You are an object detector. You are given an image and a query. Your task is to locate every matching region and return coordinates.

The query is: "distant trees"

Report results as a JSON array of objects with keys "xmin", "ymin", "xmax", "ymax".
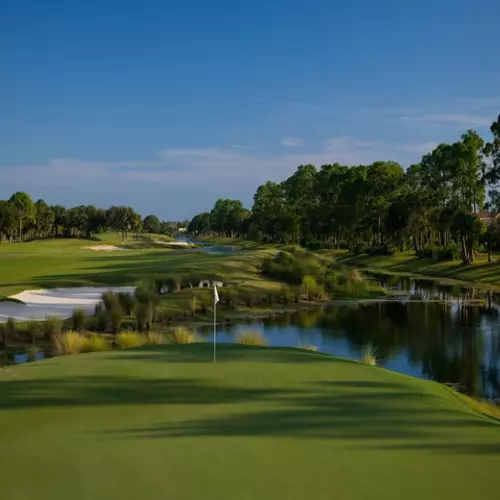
[
  {"xmin": 0, "ymin": 200, "xmax": 18, "ymax": 243},
  {"xmin": 143, "ymin": 215, "xmax": 161, "ymax": 234},
  {"xmin": 189, "ymin": 113, "xmax": 500, "ymax": 264},
  {"xmin": 0, "ymin": 193, "xmax": 173, "ymax": 244},
  {"xmin": 9, "ymin": 192, "xmax": 35, "ymax": 242},
  {"xmin": 187, "ymin": 200, "xmax": 250, "ymax": 238}
]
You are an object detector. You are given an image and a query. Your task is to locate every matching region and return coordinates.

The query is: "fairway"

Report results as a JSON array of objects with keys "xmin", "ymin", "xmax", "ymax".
[
  {"xmin": 1, "ymin": 344, "xmax": 499, "ymax": 500},
  {"xmin": 0, "ymin": 236, "xmax": 275, "ymax": 296}
]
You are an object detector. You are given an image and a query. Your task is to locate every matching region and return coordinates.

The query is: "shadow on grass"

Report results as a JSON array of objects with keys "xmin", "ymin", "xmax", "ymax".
[
  {"xmin": 1, "ymin": 347, "xmax": 499, "ymax": 455},
  {"xmin": 97, "ymin": 380, "xmax": 499, "ymax": 455},
  {"xmin": 9, "ymin": 250, "xmax": 267, "ymax": 290},
  {"xmin": 0, "ymin": 374, "xmax": 291, "ymax": 409},
  {"xmin": 106, "ymin": 344, "xmax": 350, "ymax": 364}
]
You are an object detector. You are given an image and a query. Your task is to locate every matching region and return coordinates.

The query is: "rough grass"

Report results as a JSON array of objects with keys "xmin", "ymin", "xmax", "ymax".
[
  {"xmin": 82, "ymin": 334, "xmax": 111, "ymax": 353},
  {"xmin": 0, "ymin": 344, "xmax": 499, "ymax": 500},
  {"xmin": 53, "ymin": 331, "xmax": 89, "ymax": 355},
  {"xmin": 116, "ymin": 332, "xmax": 143, "ymax": 349},
  {"xmin": 143, "ymin": 331, "xmax": 165, "ymax": 345},
  {"xmin": 237, "ymin": 331, "xmax": 268, "ymax": 346},
  {"xmin": 361, "ymin": 343, "xmax": 378, "ymax": 366},
  {"xmin": 166, "ymin": 327, "xmax": 197, "ymax": 344}
]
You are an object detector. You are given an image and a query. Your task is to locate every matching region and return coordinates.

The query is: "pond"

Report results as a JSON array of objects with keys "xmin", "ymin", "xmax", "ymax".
[
  {"xmin": 199, "ymin": 277, "xmax": 500, "ymax": 400},
  {"xmin": 175, "ymin": 236, "xmax": 239, "ymax": 254}
]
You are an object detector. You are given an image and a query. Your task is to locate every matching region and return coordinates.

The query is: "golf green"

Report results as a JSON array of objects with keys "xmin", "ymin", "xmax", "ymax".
[{"xmin": 1, "ymin": 344, "xmax": 499, "ymax": 500}]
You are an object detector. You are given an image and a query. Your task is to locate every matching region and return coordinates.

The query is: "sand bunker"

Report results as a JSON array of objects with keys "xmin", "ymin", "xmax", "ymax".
[
  {"xmin": 84, "ymin": 245, "xmax": 125, "ymax": 251},
  {"xmin": 153, "ymin": 240, "xmax": 191, "ymax": 247},
  {"xmin": 0, "ymin": 286, "xmax": 135, "ymax": 322}
]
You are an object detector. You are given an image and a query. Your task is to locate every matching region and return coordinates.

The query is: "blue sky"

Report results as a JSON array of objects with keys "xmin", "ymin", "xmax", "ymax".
[{"xmin": 1, "ymin": 0, "xmax": 499, "ymax": 220}]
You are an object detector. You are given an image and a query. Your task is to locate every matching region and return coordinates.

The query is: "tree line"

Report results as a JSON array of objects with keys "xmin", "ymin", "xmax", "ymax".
[
  {"xmin": 189, "ymin": 114, "xmax": 500, "ymax": 264},
  {"xmin": 0, "ymin": 192, "xmax": 182, "ymax": 243}
]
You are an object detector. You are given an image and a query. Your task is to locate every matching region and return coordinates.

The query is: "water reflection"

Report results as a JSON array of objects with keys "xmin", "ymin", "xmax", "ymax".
[
  {"xmin": 199, "ymin": 282, "xmax": 500, "ymax": 399},
  {"xmin": 175, "ymin": 236, "xmax": 239, "ymax": 254}
]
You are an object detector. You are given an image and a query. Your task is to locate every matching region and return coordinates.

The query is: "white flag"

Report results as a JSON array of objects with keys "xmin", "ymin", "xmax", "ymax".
[{"xmin": 214, "ymin": 285, "xmax": 219, "ymax": 304}]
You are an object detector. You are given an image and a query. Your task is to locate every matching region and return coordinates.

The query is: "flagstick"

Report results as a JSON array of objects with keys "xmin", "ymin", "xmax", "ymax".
[{"xmin": 213, "ymin": 299, "xmax": 217, "ymax": 363}]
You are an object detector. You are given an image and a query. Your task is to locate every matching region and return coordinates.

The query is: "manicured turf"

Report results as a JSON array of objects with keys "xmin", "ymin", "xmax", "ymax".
[
  {"xmin": 328, "ymin": 249, "xmax": 500, "ymax": 288},
  {"xmin": 0, "ymin": 344, "xmax": 499, "ymax": 500},
  {"xmin": 0, "ymin": 234, "xmax": 277, "ymax": 296}
]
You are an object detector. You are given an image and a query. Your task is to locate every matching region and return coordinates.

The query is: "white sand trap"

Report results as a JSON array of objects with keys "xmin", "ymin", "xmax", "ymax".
[
  {"xmin": 84, "ymin": 245, "xmax": 126, "ymax": 251},
  {"xmin": 153, "ymin": 240, "xmax": 190, "ymax": 247},
  {"xmin": 0, "ymin": 286, "xmax": 135, "ymax": 322}
]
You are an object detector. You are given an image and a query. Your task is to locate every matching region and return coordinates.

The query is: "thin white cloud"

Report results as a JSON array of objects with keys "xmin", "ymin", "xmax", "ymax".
[
  {"xmin": 402, "ymin": 113, "xmax": 492, "ymax": 126},
  {"xmin": 1, "ymin": 137, "xmax": 437, "ymax": 191},
  {"xmin": 280, "ymin": 137, "xmax": 305, "ymax": 147},
  {"xmin": 351, "ymin": 97, "xmax": 498, "ymax": 130}
]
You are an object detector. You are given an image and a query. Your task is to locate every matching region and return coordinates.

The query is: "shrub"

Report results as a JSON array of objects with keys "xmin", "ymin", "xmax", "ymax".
[
  {"xmin": 346, "ymin": 268, "xmax": 364, "ymax": 283},
  {"xmin": 189, "ymin": 295, "xmax": 198, "ymax": 316},
  {"xmin": 94, "ymin": 302, "xmax": 104, "ymax": 316},
  {"xmin": 262, "ymin": 251, "xmax": 323, "ymax": 285},
  {"xmin": 118, "ymin": 292, "xmax": 136, "ymax": 316},
  {"xmin": 323, "ymin": 271, "xmax": 338, "ymax": 292},
  {"xmin": 109, "ymin": 306, "xmax": 124, "ymax": 333},
  {"xmin": 199, "ymin": 291, "xmax": 212, "ymax": 314},
  {"xmin": 82, "ymin": 334, "xmax": 110, "ymax": 352},
  {"xmin": 304, "ymin": 345, "xmax": 318, "ymax": 352},
  {"xmin": 351, "ymin": 243, "xmax": 368, "ymax": 255},
  {"xmin": 292, "ymin": 285, "xmax": 302, "ymax": 303},
  {"xmin": 53, "ymin": 331, "xmax": 88, "ymax": 355},
  {"xmin": 26, "ymin": 320, "xmax": 41, "ymax": 343},
  {"xmin": 237, "ymin": 331, "xmax": 268, "ymax": 346},
  {"xmin": 44, "ymin": 316, "xmax": 62, "ymax": 340},
  {"xmin": 134, "ymin": 281, "xmax": 157, "ymax": 304},
  {"xmin": 0, "ymin": 324, "xmax": 7, "ymax": 348},
  {"xmin": 116, "ymin": 332, "xmax": 143, "ymax": 349},
  {"xmin": 71, "ymin": 308, "xmax": 85, "ymax": 331},
  {"xmin": 301, "ymin": 275, "xmax": 321, "ymax": 300},
  {"xmin": 143, "ymin": 331, "xmax": 165, "ymax": 346},
  {"xmin": 26, "ymin": 343, "xmax": 40, "ymax": 361},
  {"xmin": 280, "ymin": 285, "xmax": 294, "ymax": 304},
  {"xmin": 416, "ymin": 243, "xmax": 460, "ymax": 261},
  {"xmin": 6, "ymin": 317, "xmax": 16, "ymax": 339},
  {"xmin": 166, "ymin": 327, "xmax": 197, "ymax": 344},
  {"xmin": 239, "ymin": 289, "xmax": 260, "ymax": 307},
  {"xmin": 173, "ymin": 275, "xmax": 182, "ymax": 292},
  {"xmin": 136, "ymin": 303, "xmax": 153, "ymax": 332},
  {"xmin": 95, "ymin": 310, "xmax": 109, "ymax": 331},
  {"xmin": 102, "ymin": 291, "xmax": 120, "ymax": 313},
  {"xmin": 361, "ymin": 344, "xmax": 377, "ymax": 366}
]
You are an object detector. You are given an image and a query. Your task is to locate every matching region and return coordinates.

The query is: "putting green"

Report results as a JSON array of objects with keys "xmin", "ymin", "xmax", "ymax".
[{"xmin": 1, "ymin": 344, "xmax": 499, "ymax": 500}]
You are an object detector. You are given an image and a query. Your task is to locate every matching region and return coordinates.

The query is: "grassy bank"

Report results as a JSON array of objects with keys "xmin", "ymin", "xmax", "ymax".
[
  {"xmin": 0, "ymin": 343, "xmax": 499, "ymax": 500},
  {"xmin": 324, "ymin": 249, "xmax": 500, "ymax": 288}
]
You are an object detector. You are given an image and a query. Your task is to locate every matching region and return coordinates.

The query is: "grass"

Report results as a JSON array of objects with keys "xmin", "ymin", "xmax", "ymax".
[
  {"xmin": 143, "ymin": 331, "xmax": 165, "ymax": 345},
  {"xmin": 0, "ymin": 232, "xmax": 277, "ymax": 298},
  {"xmin": 327, "ymin": 249, "xmax": 500, "ymax": 288},
  {"xmin": 82, "ymin": 334, "xmax": 111, "ymax": 352},
  {"xmin": 237, "ymin": 331, "xmax": 268, "ymax": 346},
  {"xmin": 53, "ymin": 331, "xmax": 89, "ymax": 355},
  {"xmin": 116, "ymin": 332, "xmax": 143, "ymax": 349},
  {"xmin": 0, "ymin": 343, "xmax": 499, "ymax": 500},
  {"xmin": 361, "ymin": 343, "xmax": 378, "ymax": 366},
  {"xmin": 166, "ymin": 327, "xmax": 197, "ymax": 344}
]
